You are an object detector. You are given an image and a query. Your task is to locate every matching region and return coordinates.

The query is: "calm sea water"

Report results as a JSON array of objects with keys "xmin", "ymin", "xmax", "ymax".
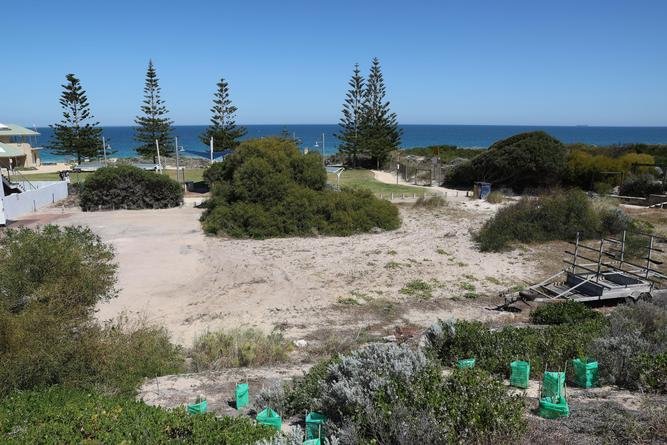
[{"xmin": 33, "ymin": 124, "xmax": 667, "ymax": 162}]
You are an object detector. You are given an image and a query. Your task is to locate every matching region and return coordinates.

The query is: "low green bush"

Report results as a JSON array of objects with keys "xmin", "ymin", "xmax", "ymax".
[
  {"xmin": 189, "ymin": 328, "xmax": 292, "ymax": 371},
  {"xmin": 0, "ymin": 226, "xmax": 183, "ymax": 397},
  {"xmin": 413, "ymin": 195, "xmax": 446, "ymax": 208},
  {"xmin": 201, "ymin": 138, "xmax": 400, "ymax": 238},
  {"xmin": 0, "ymin": 225, "xmax": 117, "ymax": 316},
  {"xmin": 619, "ymin": 173, "xmax": 664, "ymax": 197},
  {"xmin": 0, "ymin": 311, "xmax": 184, "ymax": 397},
  {"xmin": 590, "ymin": 301, "xmax": 667, "ymax": 392},
  {"xmin": 316, "ymin": 343, "xmax": 525, "ymax": 444},
  {"xmin": 425, "ymin": 319, "xmax": 608, "ymax": 379},
  {"xmin": 255, "ymin": 358, "xmax": 338, "ymax": 417},
  {"xmin": 79, "ymin": 165, "xmax": 183, "ymax": 210},
  {"xmin": 475, "ymin": 189, "xmax": 630, "ymax": 251},
  {"xmin": 530, "ymin": 301, "xmax": 605, "ymax": 325},
  {"xmin": 0, "ymin": 387, "xmax": 275, "ymax": 444},
  {"xmin": 485, "ymin": 190, "xmax": 504, "ymax": 203}
]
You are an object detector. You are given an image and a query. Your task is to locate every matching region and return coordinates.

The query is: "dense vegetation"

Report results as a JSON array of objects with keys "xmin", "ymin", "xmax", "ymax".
[
  {"xmin": 427, "ymin": 298, "xmax": 667, "ymax": 393},
  {"xmin": 0, "ymin": 226, "xmax": 183, "ymax": 397},
  {"xmin": 590, "ymin": 300, "xmax": 667, "ymax": 392},
  {"xmin": 202, "ymin": 137, "xmax": 400, "ymax": 238},
  {"xmin": 447, "ymin": 131, "xmax": 568, "ymax": 191},
  {"xmin": 257, "ymin": 343, "xmax": 525, "ymax": 444},
  {"xmin": 530, "ymin": 300, "xmax": 605, "ymax": 325},
  {"xmin": 0, "ymin": 226, "xmax": 280, "ymax": 444},
  {"xmin": 475, "ymin": 190, "xmax": 634, "ymax": 251},
  {"xmin": 444, "ymin": 131, "xmax": 663, "ymax": 195},
  {"xmin": 79, "ymin": 165, "xmax": 183, "ymax": 210},
  {"xmin": 0, "ymin": 388, "xmax": 275, "ymax": 444}
]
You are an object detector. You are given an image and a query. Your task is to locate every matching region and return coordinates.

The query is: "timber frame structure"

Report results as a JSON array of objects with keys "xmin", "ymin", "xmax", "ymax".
[{"xmin": 495, "ymin": 231, "xmax": 667, "ymax": 310}]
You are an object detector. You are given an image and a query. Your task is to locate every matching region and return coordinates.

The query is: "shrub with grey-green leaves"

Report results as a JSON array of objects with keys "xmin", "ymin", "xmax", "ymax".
[
  {"xmin": 317, "ymin": 343, "xmax": 526, "ymax": 445},
  {"xmin": 254, "ymin": 426, "xmax": 339, "ymax": 445},
  {"xmin": 590, "ymin": 301, "xmax": 667, "ymax": 392}
]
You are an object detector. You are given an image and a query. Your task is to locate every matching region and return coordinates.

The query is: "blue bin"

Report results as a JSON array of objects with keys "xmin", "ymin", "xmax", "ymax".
[{"xmin": 474, "ymin": 182, "xmax": 492, "ymax": 199}]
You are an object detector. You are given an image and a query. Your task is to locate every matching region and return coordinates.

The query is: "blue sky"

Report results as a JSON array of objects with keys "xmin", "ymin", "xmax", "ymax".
[{"xmin": 3, "ymin": 0, "xmax": 666, "ymax": 126}]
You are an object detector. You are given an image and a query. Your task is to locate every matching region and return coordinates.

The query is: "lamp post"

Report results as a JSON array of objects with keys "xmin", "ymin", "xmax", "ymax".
[{"xmin": 315, "ymin": 134, "xmax": 325, "ymax": 165}]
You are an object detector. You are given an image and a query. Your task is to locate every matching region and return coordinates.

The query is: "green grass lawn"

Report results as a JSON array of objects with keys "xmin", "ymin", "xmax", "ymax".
[
  {"xmin": 19, "ymin": 168, "xmax": 205, "ymax": 183},
  {"xmin": 328, "ymin": 169, "xmax": 430, "ymax": 195}
]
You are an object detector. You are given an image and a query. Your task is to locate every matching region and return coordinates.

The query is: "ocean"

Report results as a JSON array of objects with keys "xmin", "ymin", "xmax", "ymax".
[{"xmin": 33, "ymin": 124, "xmax": 667, "ymax": 162}]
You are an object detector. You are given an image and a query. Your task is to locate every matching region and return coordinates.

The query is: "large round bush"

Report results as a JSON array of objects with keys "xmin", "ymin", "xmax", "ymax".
[
  {"xmin": 447, "ymin": 131, "xmax": 567, "ymax": 191},
  {"xmin": 79, "ymin": 165, "xmax": 183, "ymax": 210},
  {"xmin": 201, "ymin": 137, "xmax": 400, "ymax": 238}
]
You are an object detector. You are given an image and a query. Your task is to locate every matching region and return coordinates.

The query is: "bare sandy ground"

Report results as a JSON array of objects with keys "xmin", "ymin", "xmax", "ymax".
[{"xmin": 43, "ymin": 194, "xmax": 537, "ymax": 346}]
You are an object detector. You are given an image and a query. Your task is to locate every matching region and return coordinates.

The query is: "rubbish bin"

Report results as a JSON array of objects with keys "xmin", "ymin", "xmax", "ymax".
[{"xmin": 474, "ymin": 182, "xmax": 492, "ymax": 199}]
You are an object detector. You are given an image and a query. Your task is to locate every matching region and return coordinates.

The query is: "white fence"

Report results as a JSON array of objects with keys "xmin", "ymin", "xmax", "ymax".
[{"xmin": 1, "ymin": 181, "xmax": 68, "ymax": 223}]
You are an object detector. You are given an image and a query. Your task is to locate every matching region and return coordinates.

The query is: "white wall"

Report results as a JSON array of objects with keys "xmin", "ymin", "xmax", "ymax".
[{"xmin": 1, "ymin": 181, "xmax": 68, "ymax": 223}]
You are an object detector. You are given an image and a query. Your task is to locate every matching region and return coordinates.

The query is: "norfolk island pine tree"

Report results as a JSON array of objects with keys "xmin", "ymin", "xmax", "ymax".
[{"xmin": 134, "ymin": 60, "xmax": 174, "ymax": 163}]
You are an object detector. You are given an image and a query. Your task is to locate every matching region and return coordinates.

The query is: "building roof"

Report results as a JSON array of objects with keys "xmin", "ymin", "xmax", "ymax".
[
  {"xmin": 0, "ymin": 142, "xmax": 25, "ymax": 158},
  {"xmin": 0, "ymin": 123, "xmax": 39, "ymax": 137}
]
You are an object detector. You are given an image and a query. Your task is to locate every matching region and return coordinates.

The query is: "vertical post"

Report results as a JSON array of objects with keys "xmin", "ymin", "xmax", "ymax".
[
  {"xmin": 210, "ymin": 136, "xmax": 214, "ymax": 163},
  {"xmin": 646, "ymin": 235, "xmax": 654, "ymax": 278},
  {"xmin": 572, "ymin": 232, "xmax": 580, "ymax": 274},
  {"xmin": 102, "ymin": 136, "xmax": 108, "ymax": 166},
  {"xmin": 175, "ymin": 136, "xmax": 180, "ymax": 183},
  {"xmin": 619, "ymin": 230, "xmax": 626, "ymax": 269},
  {"xmin": 155, "ymin": 139, "xmax": 162, "ymax": 172},
  {"xmin": 596, "ymin": 238, "xmax": 604, "ymax": 282},
  {"xmin": 321, "ymin": 133, "xmax": 325, "ymax": 165}
]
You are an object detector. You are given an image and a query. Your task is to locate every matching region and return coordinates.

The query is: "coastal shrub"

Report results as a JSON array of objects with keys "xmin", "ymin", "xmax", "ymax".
[
  {"xmin": 0, "ymin": 226, "xmax": 183, "ymax": 396},
  {"xmin": 79, "ymin": 165, "xmax": 183, "ymax": 210},
  {"xmin": 255, "ymin": 357, "xmax": 338, "ymax": 417},
  {"xmin": 485, "ymin": 190, "xmax": 504, "ymax": 203},
  {"xmin": 0, "ymin": 311, "xmax": 184, "ymax": 396},
  {"xmin": 189, "ymin": 328, "xmax": 292, "ymax": 371},
  {"xmin": 589, "ymin": 300, "xmax": 667, "ymax": 392},
  {"xmin": 201, "ymin": 137, "xmax": 399, "ymax": 238},
  {"xmin": 475, "ymin": 189, "xmax": 632, "ymax": 251},
  {"xmin": 446, "ymin": 131, "xmax": 567, "ymax": 191},
  {"xmin": 530, "ymin": 301, "xmax": 604, "ymax": 325},
  {"xmin": 565, "ymin": 149, "xmax": 655, "ymax": 191},
  {"xmin": 425, "ymin": 319, "xmax": 608, "ymax": 379},
  {"xmin": 317, "ymin": 343, "xmax": 525, "ymax": 444},
  {"xmin": 0, "ymin": 225, "xmax": 117, "ymax": 316},
  {"xmin": 413, "ymin": 195, "xmax": 446, "ymax": 208},
  {"xmin": 0, "ymin": 387, "xmax": 275, "ymax": 444},
  {"xmin": 619, "ymin": 173, "xmax": 664, "ymax": 197}
]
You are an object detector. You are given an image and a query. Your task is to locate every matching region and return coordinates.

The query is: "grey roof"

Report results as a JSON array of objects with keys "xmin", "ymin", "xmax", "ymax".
[{"xmin": 0, "ymin": 123, "xmax": 39, "ymax": 137}]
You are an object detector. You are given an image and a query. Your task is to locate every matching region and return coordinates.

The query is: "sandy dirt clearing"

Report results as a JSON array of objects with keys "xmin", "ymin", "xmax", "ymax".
[{"xmin": 27, "ymin": 195, "xmax": 538, "ymax": 347}]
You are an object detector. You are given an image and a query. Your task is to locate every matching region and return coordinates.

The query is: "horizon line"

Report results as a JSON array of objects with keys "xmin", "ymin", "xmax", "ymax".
[{"xmin": 28, "ymin": 123, "xmax": 667, "ymax": 129}]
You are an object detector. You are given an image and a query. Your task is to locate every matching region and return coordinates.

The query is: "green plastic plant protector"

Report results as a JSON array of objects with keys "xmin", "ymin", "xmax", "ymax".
[
  {"xmin": 236, "ymin": 383, "xmax": 249, "ymax": 409},
  {"xmin": 510, "ymin": 360, "xmax": 530, "ymax": 389},
  {"xmin": 306, "ymin": 412, "xmax": 326, "ymax": 439},
  {"xmin": 571, "ymin": 358, "xmax": 598, "ymax": 388},
  {"xmin": 457, "ymin": 358, "xmax": 476, "ymax": 369},
  {"xmin": 303, "ymin": 440, "xmax": 321, "ymax": 445},
  {"xmin": 186, "ymin": 399, "xmax": 207, "ymax": 415},
  {"xmin": 538, "ymin": 396, "xmax": 570, "ymax": 419},
  {"xmin": 542, "ymin": 371, "xmax": 565, "ymax": 400},
  {"xmin": 256, "ymin": 407, "xmax": 282, "ymax": 430}
]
